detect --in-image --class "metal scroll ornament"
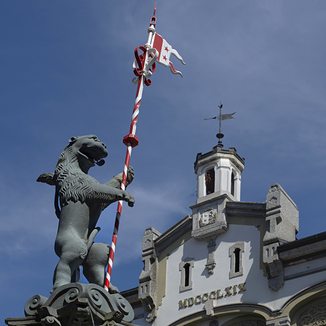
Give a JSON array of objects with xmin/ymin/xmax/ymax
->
[{"xmin": 299, "ymin": 303, "xmax": 326, "ymax": 326}]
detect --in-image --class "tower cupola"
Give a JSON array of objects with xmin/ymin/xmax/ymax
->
[
  {"xmin": 194, "ymin": 103, "xmax": 245, "ymax": 204},
  {"xmin": 194, "ymin": 145, "xmax": 245, "ymax": 204}
]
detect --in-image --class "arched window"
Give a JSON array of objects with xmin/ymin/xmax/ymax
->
[
  {"xmin": 234, "ymin": 248, "xmax": 241, "ymax": 273},
  {"xmin": 205, "ymin": 168, "xmax": 215, "ymax": 195},
  {"xmin": 291, "ymin": 297, "xmax": 326, "ymax": 326},
  {"xmin": 222, "ymin": 314, "xmax": 266, "ymax": 326},
  {"xmin": 229, "ymin": 242, "xmax": 245, "ymax": 278},
  {"xmin": 231, "ymin": 171, "xmax": 235, "ymax": 196},
  {"xmin": 179, "ymin": 258, "xmax": 194, "ymax": 292},
  {"xmin": 184, "ymin": 263, "xmax": 190, "ymax": 287}
]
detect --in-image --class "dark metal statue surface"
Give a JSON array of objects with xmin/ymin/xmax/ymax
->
[{"xmin": 37, "ymin": 135, "xmax": 135, "ymax": 293}]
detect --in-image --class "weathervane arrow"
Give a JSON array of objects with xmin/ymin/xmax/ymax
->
[
  {"xmin": 205, "ymin": 102, "xmax": 236, "ymax": 146},
  {"xmin": 104, "ymin": 4, "xmax": 185, "ymax": 291}
]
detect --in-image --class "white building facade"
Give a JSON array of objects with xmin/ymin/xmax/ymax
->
[{"xmin": 123, "ymin": 144, "xmax": 326, "ymax": 326}]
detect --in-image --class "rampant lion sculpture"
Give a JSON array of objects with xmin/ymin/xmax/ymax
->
[{"xmin": 37, "ymin": 135, "xmax": 135, "ymax": 293}]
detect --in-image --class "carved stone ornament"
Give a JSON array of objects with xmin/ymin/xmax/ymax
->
[
  {"xmin": 191, "ymin": 197, "xmax": 228, "ymax": 241},
  {"xmin": 263, "ymin": 242, "xmax": 284, "ymax": 291},
  {"xmin": 5, "ymin": 283, "xmax": 135, "ymax": 326},
  {"xmin": 298, "ymin": 303, "xmax": 326, "ymax": 326},
  {"xmin": 205, "ymin": 238, "xmax": 217, "ymax": 274},
  {"xmin": 199, "ymin": 208, "xmax": 217, "ymax": 227},
  {"xmin": 138, "ymin": 227, "xmax": 161, "ymax": 323}
]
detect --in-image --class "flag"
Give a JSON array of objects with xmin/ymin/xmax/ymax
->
[
  {"xmin": 153, "ymin": 33, "xmax": 185, "ymax": 77},
  {"xmin": 221, "ymin": 112, "xmax": 236, "ymax": 120}
]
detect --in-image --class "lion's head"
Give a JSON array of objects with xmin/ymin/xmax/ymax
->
[
  {"xmin": 70, "ymin": 135, "xmax": 108, "ymax": 162},
  {"xmin": 69, "ymin": 135, "xmax": 108, "ymax": 166},
  {"xmin": 55, "ymin": 135, "xmax": 108, "ymax": 174},
  {"xmin": 53, "ymin": 135, "xmax": 108, "ymax": 207}
]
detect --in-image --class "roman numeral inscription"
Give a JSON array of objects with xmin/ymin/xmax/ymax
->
[{"xmin": 179, "ymin": 283, "xmax": 246, "ymax": 309}]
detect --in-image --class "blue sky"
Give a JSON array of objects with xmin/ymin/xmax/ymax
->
[{"xmin": 1, "ymin": 0, "xmax": 326, "ymax": 321}]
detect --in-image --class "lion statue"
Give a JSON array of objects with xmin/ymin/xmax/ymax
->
[{"xmin": 37, "ymin": 135, "xmax": 135, "ymax": 293}]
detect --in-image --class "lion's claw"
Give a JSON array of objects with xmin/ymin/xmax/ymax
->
[
  {"xmin": 128, "ymin": 198, "xmax": 135, "ymax": 207},
  {"xmin": 127, "ymin": 166, "xmax": 134, "ymax": 184},
  {"xmin": 123, "ymin": 191, "xmax": 135, "ymax": 207}
]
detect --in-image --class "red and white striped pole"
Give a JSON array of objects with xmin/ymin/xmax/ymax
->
[{"xmin": 104, "ymin": 5, "xmax": 157, "ymax": 291}]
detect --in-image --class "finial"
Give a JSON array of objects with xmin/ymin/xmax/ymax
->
[
  {"xmin": 216, "ymin": 102, "xmax": 224, "ymax": 146},
  {"xmin": 204, "ymin": 101, "xmax": 236, "ymax": 147},
  {"xmin": 150, "ymin": 3, "xmax": 157, "ymax": 27}
]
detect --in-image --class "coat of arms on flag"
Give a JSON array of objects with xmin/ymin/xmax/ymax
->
[{"xmin": 152, "ymin": 33, "xmax": 185, "ymax": 77}]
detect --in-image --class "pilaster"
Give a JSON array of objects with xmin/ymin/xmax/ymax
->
[
  {"xmin": 138, "ymin": 227, "xmax": 161, "ymax": 323},
  {"xmin": 263, "ymin": 184, "xmax": 298, "ymax": 291}
]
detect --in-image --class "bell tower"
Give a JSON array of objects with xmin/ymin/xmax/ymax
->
[
  {"xmin": 191, "ymin": 104, "xmax": 245, "ymax": 242},
  {"xmin": 194, "ymin": 103, "xmax": 245, "ymax": 204},
  {"xmin": 194, "ymin": 144, "xmax": 245, "ymax": 204}
]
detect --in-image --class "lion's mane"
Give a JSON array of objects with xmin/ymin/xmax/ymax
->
[{"xmin": 54, "ymin": 144, "xmax": 96, "ymax": 207}]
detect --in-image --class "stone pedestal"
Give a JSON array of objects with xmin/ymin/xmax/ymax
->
[{"xmin": 5, "ymin": 283, "xmax": 135, "ymax": 326}]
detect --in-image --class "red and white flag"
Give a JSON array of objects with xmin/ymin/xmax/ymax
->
[{"xmin": 153, "ymin": 33, "xmax": 185, "ymax": 77}]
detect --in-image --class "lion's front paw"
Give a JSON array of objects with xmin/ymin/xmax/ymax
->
[{"xmin": 124, "ymin": 191, "xmax": 135, "ymax": 207}]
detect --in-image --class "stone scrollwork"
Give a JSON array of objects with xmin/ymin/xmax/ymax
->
[
  {"xmin": 86, "ymin": 284, "xmax": 134, "ymax": 323},
  {"xmin": 6, "ymin": 283, "xmax": 135, "ymax": 326},
  {"xmin": 111, "ymin": 293, "xmax": 134, "ymax": 321},
  {"xmin": 24, "ymin": 294, "xmax": 48, "ymax": 317},
  {"xmin": 88, "ymin": 288, "xmax": 104, "ymax": 308},
  {"xmin": 64, "ymin": 286, "xmax": 81, "ymax": 304},
  {"xmin": 41, "ymin": 316, "xmax": 61, "ymax": 326}
]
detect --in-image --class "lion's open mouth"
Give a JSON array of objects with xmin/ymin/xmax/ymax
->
[
  {"xmin": 79, "ymin": 148, "xmax": 107, "ymax": 166},
  {"xmin": 96, "ymin": 160, "xmax": 105, "ymax": 166}
]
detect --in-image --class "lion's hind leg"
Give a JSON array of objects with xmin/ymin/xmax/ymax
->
[
  {"xmin": 82, "ymin": 242, "xmax": 119, "ymax": 293},
  {"xmin": 82, "ymin": 242, "xmax": 109, "ymax": 286},
  {"xmin": 52, "ymin": 238, "xmax": 88, "ymax": 291}
]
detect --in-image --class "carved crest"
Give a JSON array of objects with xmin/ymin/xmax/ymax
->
[{"xmin": 199, "ymin": 208, "xmax": 217, "ymax": 227}]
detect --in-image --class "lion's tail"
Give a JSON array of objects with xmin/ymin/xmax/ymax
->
[{"xmin": 87, "ymin": 227, "xmax": 101, "ymax": 250}]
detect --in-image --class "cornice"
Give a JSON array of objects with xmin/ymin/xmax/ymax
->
[{"xmin": 154, "ymin": 215, "xmax": 192, "ymax": 254}]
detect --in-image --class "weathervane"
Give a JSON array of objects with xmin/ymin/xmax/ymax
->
[
  {"xmin": 104, "ymin": 4, "xmax": 185, "ymax": 291},
  {"xmin": 204, "ymin": 102, "xmax": 235, "ymax": 146}
]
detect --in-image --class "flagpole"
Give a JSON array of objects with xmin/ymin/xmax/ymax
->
[{"xmin": 104, "ymin": 5, "xmax": 157, "ymax": 292}]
